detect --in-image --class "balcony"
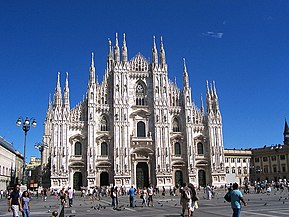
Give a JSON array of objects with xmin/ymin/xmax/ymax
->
[{"xmin": 131, "ymin": 136, "xmax": 153, "ymax": 149}]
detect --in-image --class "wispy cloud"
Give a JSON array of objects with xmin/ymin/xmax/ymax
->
[{"xmin": 202, "ymin": 32, "xmax": 224, "ymax": 39}]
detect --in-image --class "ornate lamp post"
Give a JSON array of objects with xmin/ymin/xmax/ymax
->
[
  {"xmin": 34, "ymin": 142, "xmax": 48, "ymax": 188},
  {"xmin": 16, "ymin": 117, "xmax": 37, "ymax": 185}
]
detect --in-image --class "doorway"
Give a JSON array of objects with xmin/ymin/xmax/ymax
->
[
  {"xmin": 73, "ymin": 172, "xmax": 82, "ymax": 190},
  {"xmin": 198, "ymin": 170, "xmax": 206, "ymax": 187},
  {"xmin": 100, "ymin": 172, "xmax": 109, "ymax": 186},
  {"xmin": 136, "ymin": 162, "xmax": 149, "ymax": 188},
  {"xmin": 175, "ymin": 170, "xmax": 183, "ymax": 187}
]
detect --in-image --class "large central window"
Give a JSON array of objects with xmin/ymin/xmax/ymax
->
[
  {"xmin": 137, "ymin": 121, "xmax": 146, "ymax": 137},
  {"xmin": 136, "ymin": 83, "xmax": 146, "ymax": 105},
  {"xmin": 75, "ymin": 142, "xmax": 82, "ymax": 156},
  {"xmin": 101, "ymin": 142, "xmax": 108, "ymax": 156}
]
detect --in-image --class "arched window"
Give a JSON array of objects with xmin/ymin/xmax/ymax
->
[
  {"xmin": 197, "ymin": 142, "xmax": 204, "ymax": 155},
  {"xmin": 136, "ymin": 83, "xmax": 146, "ymax": 105},
  {"xmin": 174, "ymin": 142, "xmax": 181, "ymax": 155},
  {"xmin": 101, "ymin": 142, "xmax": 108, "ymax": 156},
  {"xmin": 137, "ymin": 121, "xmax": 146, "ymax": 137},
  {"xmin": 100, "ymin": 116, "xmax": 108, "ymax": 131},
  {"xmin": 172, "ymin": 118, "xmax": 180, "ymax": 132},
  {"xmin": 75, "ymin": 142, "xmax": 82, "ymax": 156}
]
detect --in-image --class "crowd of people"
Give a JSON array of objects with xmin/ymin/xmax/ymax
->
[{"xmin": 3, "ymin": 179, "xmax": 289, "ymax": 217}]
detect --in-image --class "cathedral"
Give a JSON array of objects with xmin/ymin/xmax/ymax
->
[{"xmin": 42, "ymin": 34, "xmax": 226, "ymax": 190}]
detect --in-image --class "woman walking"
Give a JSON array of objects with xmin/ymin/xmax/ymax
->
[{"xmin": 21, "ymin": 191, "xmax": 30, "ymax": 217}]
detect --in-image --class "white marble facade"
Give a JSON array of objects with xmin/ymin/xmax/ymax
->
[{"xmin": 42, "ymin": 34, "xmax": 226, "ymax": 190}]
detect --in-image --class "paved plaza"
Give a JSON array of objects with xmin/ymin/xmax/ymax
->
[{"xmin": 0, "ymin": 188, "xmax": 289, "ymax": 217}]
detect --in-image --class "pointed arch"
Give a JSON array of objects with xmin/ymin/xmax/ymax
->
[
  {"xmin": 100, "ymin": 115, "xmax": 109, "ymax": 131},
  {"xmin": 172, "ymin": 117, "xmax": 181, "ymax": 132},
  {"xmin": 135, "ymin": 81, "xmax": 147, "ymax": 106}
]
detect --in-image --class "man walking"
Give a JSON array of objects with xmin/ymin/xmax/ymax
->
[
  {"xmin": 128, "ymin": 186, "xmax": 135, "ymax": 208},
  {"xmin": 8, "ymin": 184, "xmax": 23, "ymax": 217},
  {"xmin": 230, "ymin": 183, "xmax": 246, "ymax": 217}
]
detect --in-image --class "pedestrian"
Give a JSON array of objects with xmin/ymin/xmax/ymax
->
[
  {"xmin": 8, "ymin": 184, "xmax": 23, "ymax": 217},
  {"xmin": 188, "ymin": 183, "xmax": 198, "ymax": 216},
  {"xmin": 205, "ymin": 184, "xmax": 212, "ymax": 200},
  {"xmin": 0, "ymin": 189, "xmax": 3, "ymax": 199},
  {"xmin": 59, "ymin": 188, "xmax": 66, "ymax": 207},
  {"xmin": 68, "ymin": 187, "xmax": 74, "ymax": 207},
  {"xmin": 128, "ymin": 186, "xmax": 135, "ymax": 208},
  {"xmin": 141, "ymin": 187, "xmax": 147, "ymax": 207},
  {"xmin": 180, "ymin": 183, "xmax": 192, "ymax": 217},
  {"xmin": 147, "ymin": 185, "xmax": 154, "ymax": 207},
  {"xmin": 21, "ymin": 191, "xmax": 30, "ymax": 217},
  {"xmin": 230, "ymin": 183, "xmax": 246, "ymax": 217}
]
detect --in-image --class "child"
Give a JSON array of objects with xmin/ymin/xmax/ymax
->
[{"xmin": 21, "ymin": 191, "xmax": 30, "ymax": 217}]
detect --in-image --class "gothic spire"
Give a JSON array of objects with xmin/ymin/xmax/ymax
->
[
  {"xmin": 284, "ymin": 119, "xmax": 289, "ymax": 145},
  {"xmin": 160, "ymin": 36, "xmax": 166, "ymax": 65},
  {"xmin": 200, "ymin": 94, "xmax": 204, "ymax": 113},
  {"xmin": 53, "ymin": 72, "xmax": 62, "ymax": 107},
  {"xmin": 114, "ymin": 32, "xmax": 120, "ymax": 62},
  {"xmin": 183, "ymin": 58, "xmax": 189, "ymax": 88},
  {"xmin": 122, "ymin": 33, "xmax": 128, "ymax": 63},
  {"xmin": 63, "ymin": 72, "xmax": 70, "ymax": 109},
  {"xmin": 89, "ymin": 52, "xmax": 95, "ymax": 85},
  {"xmin": 152, "ymin": 36, "xmax": 158, "ymax": 65}
]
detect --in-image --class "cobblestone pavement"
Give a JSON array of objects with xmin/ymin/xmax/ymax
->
[{"xmin": 0, "ymin": 188, "xmax": 289, "ymax": 216}]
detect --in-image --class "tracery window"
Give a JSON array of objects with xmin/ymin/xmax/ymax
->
[
  {"xmin": 101, "ymin": 142, "xmax": 108, "ymax": 156},
  {"xmin": 75, "ymin": 142, "xmax": 82, "ymax": 156},
  {"xmin": 197, "ymin": 142, "xmax": 204, "ymax": 155},
  {"xmin": 137, "ymin": 121, "xmax": 146, "ymax": 137},
  {"xmin": 100, "ymin": 116, "xmax": 109, "ymax": 131},
  {"xmin": 174, "ymin": 142, "xmax": 181, "ymax": 155},
  {"xmin": 172, "ymin": 118, "xmax": 180, "ymax": 132},
  {"xmin": 136, "ymin": 83, "xmax": 146, "ymax": 105}
]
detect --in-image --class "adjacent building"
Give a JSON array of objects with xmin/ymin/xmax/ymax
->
[
  {"xmin": 0, "ymin": 136, "xmax": 23, "ymax": 190},
  {"xmin": 42, "ymin": 34, "xmax": 226, "ymax": 190},
  {"xmin": 224, "ymin": 149, "xmax": 252, "ymax": 185}
]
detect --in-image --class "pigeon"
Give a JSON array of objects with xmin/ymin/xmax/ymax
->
[
  {"xmin": 248, "ymin": 199, "xmax": 250, "ymax": 201},
  {"xmin": 264, "ymin": 203, "xmax": 267, "ymax": 206},
  {"xmin": 161, "ymin": 204, "xmax": 163, "ymax": 207},
  {"xmin": 283, "ymin": 201, "xmax": 285, "ymax": 204},
  {"xmin": 174, "ymin": 203, "xmax": 178, "ymax": 206}
]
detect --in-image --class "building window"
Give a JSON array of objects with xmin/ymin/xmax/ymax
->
[
  {"xmin": 232, "ymin": 167, "xmax": 235, "ymax": 173},
  {"xmin": 243, "ymin": 158, "xmax": 246, "ymax": 163},
  {"xmin": 226, "ymin": 167, "xmax": 230, "ymax": 173},
  {"xmin": 75, "ymin": 142, "xmax": 82, "ymax": 156},
  {"xmin": 136, "ymin": 83, "xmax": 146, "ymax": 105},
  {"xmin": 197, "ymin": 142, "xmax": 204, "ymax": 155},
  {"xmin": 231, "ymin": 158, "xmax": 235, "ymax": 163},
  {"xmin": 137, "ymin": 121, "xmax": 146, "ymax": 137},
  {"xmin": 280, "ymin": 155, "xmax": 286, "ymax": 160},
  {"xmin": 243, "ymin": 167, "xmax": 247, "ymax": 174},
  {"xmin": 174, "ymin": 142, "xmax": 181, "ymax": 155},
  {"xmin": 254, "ymin": 157, "xmax": 259, "ymax": 162},
  {"xmin": 273, "ymin": 165, "xmax": 277, "ymax": 173},
  {"xmin": 237, "ymin": 158, "xmax": 241, "ymax": 163},
  {"xmin": 256, "ymin": 166, "xmax": 261, "ymax": 174},
  {"xmin": 100, "ymin": 116, "xmax": 108, "ymax": 131},
  {"xmin": 263, "ymin": 166, "xmax": 269, "ymax": 173},
  {"xmin": 101, "ymin": 142, "xmax": 108, "ymax": 156},
  {"xmin": 271, "ymin": 156, "xmax": 276, "ymax": 161},
  {"xmin": 282, "ymin": 164, "xmax": 286, "ymax": 172},
  {"xmin": 172, "ymin": 118, "xmax": 180, "ymax": 132},
  {"xmin": 263, "ymin": 157, "xmax": 268, "ymax": 162},
  {"xmin": 225, "ymin": 158, "xmax": 229, "ymax": 163},
  {"xmin": 238, "ymin": 167, "xmax": 242, "ymax": 174}
]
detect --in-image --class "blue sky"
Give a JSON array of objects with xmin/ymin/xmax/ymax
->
[{"xmin": 1, "ymin": 0, "xmax": 289, "ymax": 161}]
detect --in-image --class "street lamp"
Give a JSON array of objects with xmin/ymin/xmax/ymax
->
[
  {"xmin": 34, "ymin": 142, "xmax": 48, "ymax": 188},
  {"xmin": 16, "ymin": 117, "xmax": 37, "ymax": 185}
]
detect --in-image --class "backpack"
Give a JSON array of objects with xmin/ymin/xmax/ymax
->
[
  {"xmin": 182, "ymin": 188, "xmax": 191, "ymax": 200},
  {"xmin": 224, "ymin": 190, "xmax": 231, "ymax": 202}
]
